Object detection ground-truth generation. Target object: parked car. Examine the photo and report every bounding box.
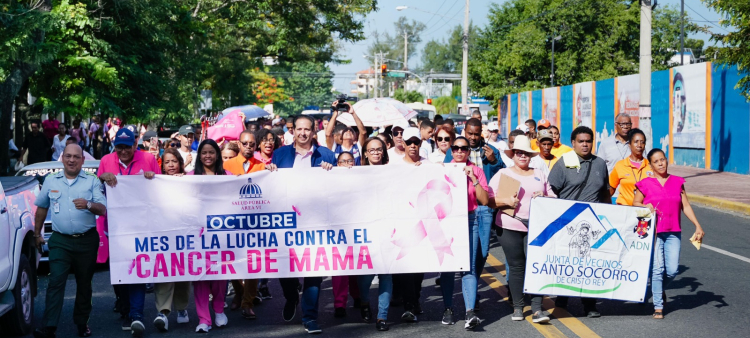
[0,176,41,336]
[15,160,100,262]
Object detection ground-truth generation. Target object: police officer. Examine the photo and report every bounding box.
[33,144,107,338]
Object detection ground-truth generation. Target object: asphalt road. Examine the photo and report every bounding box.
[13,205,749,338]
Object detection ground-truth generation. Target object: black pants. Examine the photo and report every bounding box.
[394,273,423,312]
[43,230,99,327]
[498,227,543,313]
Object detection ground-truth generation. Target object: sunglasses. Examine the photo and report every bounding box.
[240,141,255,147]
[115,145,132,151]
[436,136,451,142]
[169,143,178,148]
[392,130,403,136]
[404,139,420,146]
[338,159,355,164]
[514,150,530,157]
[451,145,470,152]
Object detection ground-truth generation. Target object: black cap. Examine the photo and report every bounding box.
[143,131,158,140]
[179,125,195,136]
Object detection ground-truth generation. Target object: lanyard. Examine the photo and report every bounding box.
[118,162,134,176]
[629,161,644,184]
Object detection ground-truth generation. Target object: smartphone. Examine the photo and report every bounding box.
[149,137,159,152]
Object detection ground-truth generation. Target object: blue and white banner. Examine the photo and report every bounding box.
[524,198,655,302]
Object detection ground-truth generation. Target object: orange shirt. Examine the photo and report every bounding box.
[609,158,654,206]
[223,155,265,175]
[551,143,573,158]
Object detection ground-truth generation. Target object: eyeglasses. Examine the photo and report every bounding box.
[63,154,82,160]
[513,150,530,157]
[404,139,420,146]
[451,145,470,152]
[240,142,256,147]
[616,122,633,127]
[436,136,451,142]
[261,138,275,144]
[115,145,132,151]
[367,148,383,154]
[392,130,403,136]
[338,159,355,165]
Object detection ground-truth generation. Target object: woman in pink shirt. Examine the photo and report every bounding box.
[442,136,489,330]
[634,148,705,319]
[253,129,280,165]
[488,135,555,323]
[187,140,230,332]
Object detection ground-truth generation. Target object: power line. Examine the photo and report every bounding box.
[423,5,465,38]
[423,0,462,32]
[684,3,729,33]
[422,0,451,27]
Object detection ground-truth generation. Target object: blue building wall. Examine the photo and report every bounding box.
[711,66,750,174]
[595,79,615,152]
[651,70,671,155]
[510,94,518,131]
[532,90,543,123]
[560,85,574,147]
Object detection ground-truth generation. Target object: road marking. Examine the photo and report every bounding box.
[702,244,750,264]
[480,269,568,338]
[486,254,602,338]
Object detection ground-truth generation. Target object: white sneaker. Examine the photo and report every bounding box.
[215,312,228,327]
[154,313,168,332]
[195,323,211,333]
[177,310,190,324]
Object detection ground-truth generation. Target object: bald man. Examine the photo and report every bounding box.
[34,144,107,338]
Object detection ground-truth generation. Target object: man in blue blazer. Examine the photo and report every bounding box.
[266,115,334,334]
[443,118,504,308]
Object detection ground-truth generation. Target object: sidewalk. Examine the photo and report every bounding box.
[670,165,750,215]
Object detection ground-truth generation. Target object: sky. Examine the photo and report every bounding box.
[330,0,724,94]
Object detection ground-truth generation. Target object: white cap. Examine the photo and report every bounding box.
[488,122,499,131]
[391,119,409,131]
[402,127,421,142]
[516,124,529,133]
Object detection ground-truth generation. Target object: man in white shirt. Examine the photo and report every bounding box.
[418,120,435,159]
[597,113,632,173]
[486,122,507,151]
[387,121,408,161]
[316,117,329,148]
[177,125,197,171]
[283,119,295,146]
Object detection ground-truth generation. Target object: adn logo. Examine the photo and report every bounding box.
[240,178,262,199]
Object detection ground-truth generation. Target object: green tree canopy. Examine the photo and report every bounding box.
[703,0,750,99]
[420,23,479,73]
[393,89,424,103]
[367,16,426,70]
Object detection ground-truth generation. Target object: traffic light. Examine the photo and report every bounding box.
[426,98,433,105]
[380,64,388,78]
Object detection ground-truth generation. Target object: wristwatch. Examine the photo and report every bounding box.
[86,201,92,210]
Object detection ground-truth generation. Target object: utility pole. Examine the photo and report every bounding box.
[551,36,561,87]
[403,32,409,71]
[680,0,685,65]
[461,0,470,115]
[639,0,653,150]
[374,53,379,98]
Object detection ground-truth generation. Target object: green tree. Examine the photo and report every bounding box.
[433,96,458,115]
[272,61,334,116]
[420,23,479,73]
[469,0,699,106]
[367,16,426,70]
[393,89,424,103]
[703,0,750,99]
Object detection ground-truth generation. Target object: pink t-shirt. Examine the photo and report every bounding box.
[450,160,488,213]
[488,168,556,232]
[636,176,685,233]
[253,151,273,165]
[97,150,162,177]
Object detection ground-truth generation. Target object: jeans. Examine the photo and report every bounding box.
[396,273,424,312]
[128,284,146,321]
[280,277,322,323]
[498,227,542,313]
[441,211,485,311]
[358,274,393,320]
[652,232,681,310]
[475,206,493,273]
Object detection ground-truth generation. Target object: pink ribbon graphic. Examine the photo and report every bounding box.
[392,178,455,265]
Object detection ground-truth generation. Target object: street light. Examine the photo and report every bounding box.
[550,35,561,87]
[397,3,469,115]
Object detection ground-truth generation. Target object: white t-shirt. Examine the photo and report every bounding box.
[316,130,327,149]
[284,131,294,146]
[387,147,405,162]
[51,135,70,161]
[428,149,447,164]
[178,148,197,172]
[419,139,435,159]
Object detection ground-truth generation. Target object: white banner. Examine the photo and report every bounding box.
[107,165,470,284]
[524,198,654,302]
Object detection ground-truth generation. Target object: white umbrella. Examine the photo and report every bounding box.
[301,110,322,115]
[337,98,418,127]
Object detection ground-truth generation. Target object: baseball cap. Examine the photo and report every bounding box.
[179,125,195,136]
[516,124,530,133]
[402,127,421,142]
[487,122,499,131]
[392,119,409,132]
[123,124,137,133]
[143,131,158,140]
[113,128,135,147]
[538,119,551,129]
[537,129,554,142]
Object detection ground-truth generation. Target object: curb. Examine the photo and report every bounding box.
[687,193,750,217]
